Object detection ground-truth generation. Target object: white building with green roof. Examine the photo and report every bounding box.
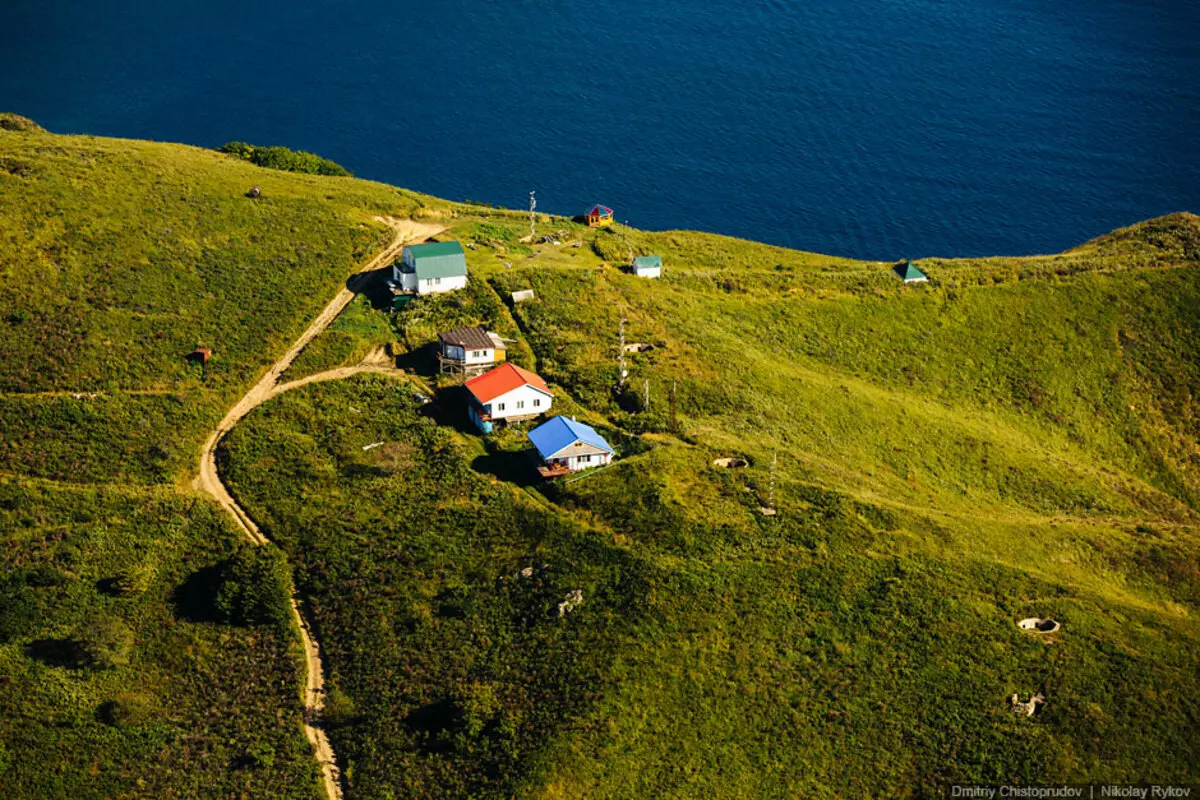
[631,255,663,278]
[394,241,468,294]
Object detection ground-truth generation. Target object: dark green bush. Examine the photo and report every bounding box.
[218,141,351,177]
[0,113,44,133]
[98,692,153,727]
[214,546,294,635]
[76,616,134,669]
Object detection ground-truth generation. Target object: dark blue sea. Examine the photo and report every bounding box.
[1,0,1197,259]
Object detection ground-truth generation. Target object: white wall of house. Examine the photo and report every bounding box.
[417,274,468,295]
[633,266,661,279]
[444,344,498,364]
[478,384,552,421]
[542,442,613,472]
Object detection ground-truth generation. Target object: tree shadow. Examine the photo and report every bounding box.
[404,697,460,753]
[171,564,225,623]
[26,637,84,668]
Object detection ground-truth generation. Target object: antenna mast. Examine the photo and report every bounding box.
[529,190,537,240]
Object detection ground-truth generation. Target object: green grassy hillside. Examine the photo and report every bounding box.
[2,120,1198,797]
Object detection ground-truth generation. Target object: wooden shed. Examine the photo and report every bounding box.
[586,204,614,228]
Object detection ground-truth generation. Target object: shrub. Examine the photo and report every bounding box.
[76,616,134,669]
[98,692,153,727]
[0,113,44,133]
[214,546,294,635]
[218,141,351,177]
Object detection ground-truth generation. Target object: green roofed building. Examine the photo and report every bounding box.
[393,241,468,294]
[893,261,929,283]
[631,255,663,278]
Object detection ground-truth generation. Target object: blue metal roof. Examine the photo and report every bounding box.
[633,255,662,269]
[528,416,614,459]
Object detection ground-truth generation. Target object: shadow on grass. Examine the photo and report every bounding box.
[171,564,225,623]
[349,265,397,311]
[471,449,540,488]
[421,385,480,436]
[405,697,460,753]
[26,637,84,668]
[397,342,438,376]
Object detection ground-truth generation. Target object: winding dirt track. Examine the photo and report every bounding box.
[195,218,444,800]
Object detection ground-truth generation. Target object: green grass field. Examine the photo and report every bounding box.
[2,118,1198,797]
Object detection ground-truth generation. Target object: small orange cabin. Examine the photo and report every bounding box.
[189,347,212,364]
[586,204,614,227]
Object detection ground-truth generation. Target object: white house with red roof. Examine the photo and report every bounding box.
[464,363,553,433]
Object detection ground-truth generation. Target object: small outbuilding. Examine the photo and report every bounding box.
[393,241,468,295]
[188,347,212,364]
[893,261,929,283]
[528,415,615,478]
[586,204,614,228]
[464,363,553,433]
[631,255,662,278]
[437,326,507,376]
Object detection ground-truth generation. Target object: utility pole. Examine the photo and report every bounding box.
[529,190,537,241]
[617,317,628,393]
[643,379,650,411]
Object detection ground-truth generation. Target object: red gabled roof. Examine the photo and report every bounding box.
[465,363,552,404]
[588,204,613,217]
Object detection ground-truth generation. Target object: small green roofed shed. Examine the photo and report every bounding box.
[893,261,929,283]
[631,255,663,278]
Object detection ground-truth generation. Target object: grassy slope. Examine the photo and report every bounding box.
[2,122,1198,797]
[220,212,1200,797]
[0,123,450,797]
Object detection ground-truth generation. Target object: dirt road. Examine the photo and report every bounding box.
[195,217,444,800]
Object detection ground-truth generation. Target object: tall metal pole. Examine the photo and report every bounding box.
[643,379,650,411]
[529,190,537,240]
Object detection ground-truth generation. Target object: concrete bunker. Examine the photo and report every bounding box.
[713,457,749,468]
[1017,617,1061,634]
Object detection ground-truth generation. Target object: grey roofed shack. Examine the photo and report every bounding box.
[438,326,505,351]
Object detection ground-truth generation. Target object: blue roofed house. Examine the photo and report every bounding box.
[527,416,615,478]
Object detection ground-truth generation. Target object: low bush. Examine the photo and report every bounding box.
[219,141,352,176]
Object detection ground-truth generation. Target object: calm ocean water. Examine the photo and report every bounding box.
[1,0,1196,259]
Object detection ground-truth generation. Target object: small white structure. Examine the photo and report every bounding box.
[392,241,468,295]
[464,363,553,433]
[631,255,663,278]
[437,326,507,376]
[528,415,615,478]
[1017,617,1062,634]
[893,261,929,283]
[1010,692,1045,716]
[511,289,536,303]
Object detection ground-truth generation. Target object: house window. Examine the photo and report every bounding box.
[533,398,541,407]
[516,400,525,410]
[497,402,506,411]
[580,455,592,464]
